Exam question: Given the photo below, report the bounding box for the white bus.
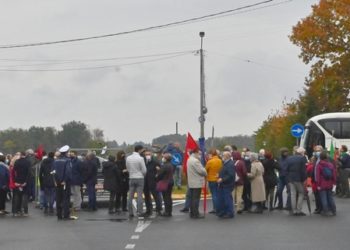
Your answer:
[300,112,350,157]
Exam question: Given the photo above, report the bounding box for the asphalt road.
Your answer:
[0,197,349,250]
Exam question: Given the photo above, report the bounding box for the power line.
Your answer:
[0,0,280,49]
[0,51,194,72]
[208,50,305,76]
[0,50,195,67]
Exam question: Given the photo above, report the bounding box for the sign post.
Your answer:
[290,123,305,146]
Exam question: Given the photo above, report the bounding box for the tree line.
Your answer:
[255,0,350,155]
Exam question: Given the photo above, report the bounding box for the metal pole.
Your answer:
[176,122,178,135]
[199,31,205,139]
[211,126,214,148]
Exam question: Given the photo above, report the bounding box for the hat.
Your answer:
[59,145,70,153]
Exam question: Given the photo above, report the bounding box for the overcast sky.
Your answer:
[0,0,319,144]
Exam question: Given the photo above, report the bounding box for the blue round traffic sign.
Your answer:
[171,153,183,166]
[291,124,304,138]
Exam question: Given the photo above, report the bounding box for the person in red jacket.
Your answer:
[232,151,247,214]
[316,151,337,216]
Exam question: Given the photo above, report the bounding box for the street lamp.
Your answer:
[199,31,206,139]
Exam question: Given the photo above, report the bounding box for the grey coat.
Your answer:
[187,155,207,188]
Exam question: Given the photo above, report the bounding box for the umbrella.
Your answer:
[305,189,312,215]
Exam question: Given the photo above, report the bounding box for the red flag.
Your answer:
[35,144,44,160]
[182,132,199,175]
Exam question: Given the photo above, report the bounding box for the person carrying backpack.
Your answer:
[316,151,337,216]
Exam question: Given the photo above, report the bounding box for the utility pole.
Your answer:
[211,126,214,148]
[199,31,207,139]
[176,122,178,135]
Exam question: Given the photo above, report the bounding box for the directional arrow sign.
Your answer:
[291,124,304,138]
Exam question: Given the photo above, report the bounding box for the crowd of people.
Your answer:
[0,141,349,221]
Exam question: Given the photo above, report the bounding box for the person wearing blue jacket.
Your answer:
[54,145,73,220]
[0,155,10,215]
[216,151,235,219]
[70,151,84,211]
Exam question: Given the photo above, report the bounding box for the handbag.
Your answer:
[156,179,169,192]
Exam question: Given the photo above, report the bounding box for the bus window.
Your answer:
[342,121,350,138]
[318,120,341,138]
[304,121,325,157]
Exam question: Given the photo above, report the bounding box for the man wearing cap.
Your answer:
[53,145,73,220]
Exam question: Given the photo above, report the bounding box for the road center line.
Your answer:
[131,235,140,240]
[135,220,151,233]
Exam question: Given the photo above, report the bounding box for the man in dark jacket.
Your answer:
[338,145,350,198]
[276,148,291,210]
[116,151,128,212]
[143,149,162,216]
[39,152,55,215]
[54,145,73,220]
[0,155,10,215]
[13,152,31,216]
[70,151,84,211]
[216,151,235,219]
[286,147,307,216]
[102,155,121,214]
[84,152,98,211]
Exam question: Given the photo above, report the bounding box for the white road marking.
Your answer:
[135,220,151,233]
[125,244,135,249]
[131,235,140,240]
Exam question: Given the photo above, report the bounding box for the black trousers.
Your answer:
[116,191,127,210]
[56,184,71,219]
[242,180,252,210]
[162,184,173,215]
[13,189,28,214]
[314,190,322,212]
[189,188,202,217]
[144,184,162,213]
[109,191,117,212]
[0,189,7,211]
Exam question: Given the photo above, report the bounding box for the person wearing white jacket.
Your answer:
[187,149,207,219]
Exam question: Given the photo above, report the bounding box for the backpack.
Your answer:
[321,164,333,180]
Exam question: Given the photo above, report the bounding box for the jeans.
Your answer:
[189,188,202,217]
[184,186,191,209]
[217,186,234,217]
[339,168,350,196]
[174,165,182,188]
[208,181,218,211]
[265,186,275,210]
[234,185,244,212]
[128,179,144,215]
[162,183,173,215]
[86,183,97,210]
[13,189,28,214]
[71,185,82,209]
[276,176,291,209]
[289,182,304,214]
[44,187,55,210]
[144,183,162,213]
[56,184,71,219]
[319,189,336,214]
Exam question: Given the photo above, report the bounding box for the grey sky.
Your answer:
[0,0,318,144]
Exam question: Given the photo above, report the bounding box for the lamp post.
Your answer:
[199,31,207,139]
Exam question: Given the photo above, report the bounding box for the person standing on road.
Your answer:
[143,149,162,217]
[0,155,10,215]
[247,153,266,214]
[276,148,291,210]
[337,145,350,198]
[187,148,207,219]
[13,152,31,217]
[232,151,247,214]
[156,153,174,217]
[286,147,307,216]
[126,145,147,218]
[83,152,98,211]
[262,151,279,211]
[54,145,73,220]
[116,150,129,212]
[242,149,253,212]
[70,151,84,212]
[39,152,56,215]
[102,155,121,214]
[205,149,223,214]
[216,151,235,219]
[316,151,337,216]
[311,145,324,214]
